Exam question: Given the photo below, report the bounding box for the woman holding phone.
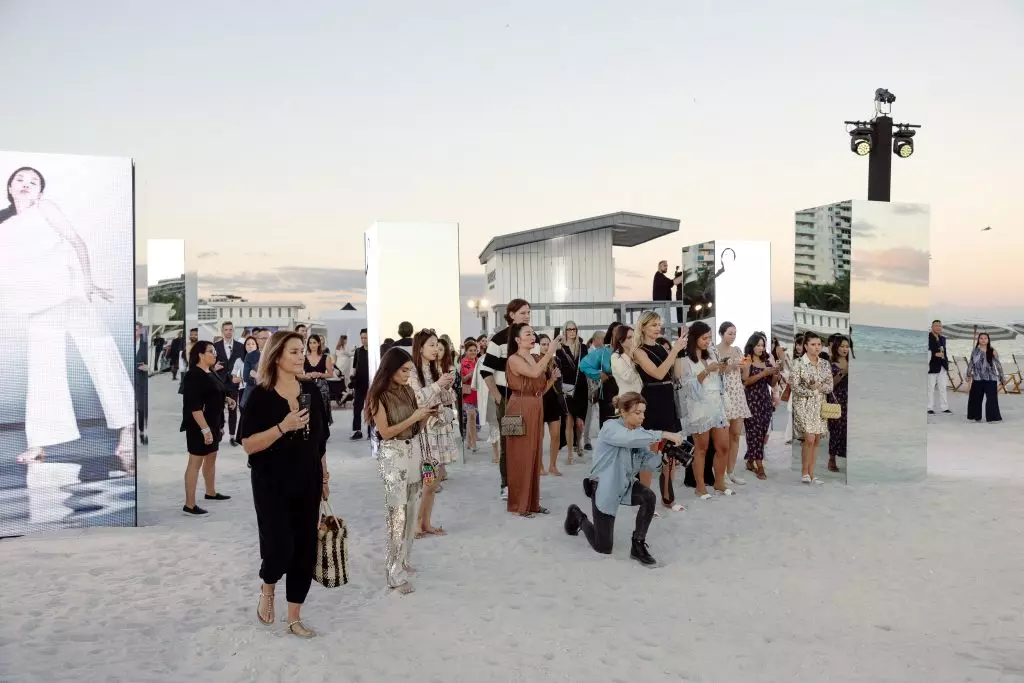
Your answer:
[790,331,833,485]
[238,331,330,637]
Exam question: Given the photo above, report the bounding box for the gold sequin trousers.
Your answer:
[378,437,423,588]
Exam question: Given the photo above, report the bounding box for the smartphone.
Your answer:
[554,327,561,338]
[297,394,311,440]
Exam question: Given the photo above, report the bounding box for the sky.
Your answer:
[2,0,1022,335]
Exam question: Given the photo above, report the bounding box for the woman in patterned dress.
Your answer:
[682,321,732,500]
[741,333,779,480]
[716,322,751,487]
[790,331,833,485]
[408,330,458,537]
[827,336,850,472]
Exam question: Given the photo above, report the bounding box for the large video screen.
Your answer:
[0,151,137,536]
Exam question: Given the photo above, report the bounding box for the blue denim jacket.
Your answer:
[590,418,663,516]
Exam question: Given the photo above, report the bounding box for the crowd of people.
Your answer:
[163,299,1020,638]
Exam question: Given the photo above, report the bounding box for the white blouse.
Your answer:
[610,351,643,395]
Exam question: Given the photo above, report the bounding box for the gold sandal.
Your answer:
[287,620,316,638]
[257,590,275,625]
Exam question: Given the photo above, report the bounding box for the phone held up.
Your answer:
[297,393,311,440]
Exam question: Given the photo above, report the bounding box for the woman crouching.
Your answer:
[563,392,683,566]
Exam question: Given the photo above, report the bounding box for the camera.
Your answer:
[660,439,694,468]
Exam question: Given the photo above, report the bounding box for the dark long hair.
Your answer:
[188,340,215,369]
[829,335,851,362]
[1,166,45,226]
[507,323,530,356]
[364,348,416,424]
[686,321,712,363]
[975,333,996,366]
[437,337,454,373]
[412,329,440,386]
[743,333,769,363]
[611,325,633,355]
[603,321,620,346]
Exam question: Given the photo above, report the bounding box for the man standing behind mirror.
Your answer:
[215,321,246,445]
[927,319,952,415]
[135,322,149,445]
[350,328,370,439]
[651,260,682,302]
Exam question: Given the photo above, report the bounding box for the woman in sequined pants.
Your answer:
[366,348,434,595]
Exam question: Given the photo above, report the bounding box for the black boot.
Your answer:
[564,505,583,536]
[582,477,596,499]
[630,538,656,566]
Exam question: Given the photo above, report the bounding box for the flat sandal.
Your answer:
[287,620,316,638]
[257,591,275,625]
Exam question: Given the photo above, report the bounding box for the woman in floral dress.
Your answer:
[716,322,751,487]
[827,336,850,472]
[741,333,779,480]
[790,332,833,485]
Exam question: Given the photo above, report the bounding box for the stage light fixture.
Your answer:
[893,128,915,158]
[849,127,873,156]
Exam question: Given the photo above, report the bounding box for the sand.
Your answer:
[1,381,1022,683]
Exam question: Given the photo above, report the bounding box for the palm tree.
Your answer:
[794,272,850,313]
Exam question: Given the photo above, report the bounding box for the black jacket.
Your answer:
[928,333,949,373]
[352,346,370,391]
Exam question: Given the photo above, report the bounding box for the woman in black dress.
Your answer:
[536,334,566,475]
[555,321,589,464]
[633,311,687,510]
[301,335,334,427]
[239,331,330,638]
[181,341,235,515]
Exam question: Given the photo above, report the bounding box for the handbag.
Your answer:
[821,393,842,420]
[418,430,440,483]
[780,383,792,402]
[314,499,349,588]
[500,393,526,436]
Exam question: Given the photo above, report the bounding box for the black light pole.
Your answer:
[845,88,921,202]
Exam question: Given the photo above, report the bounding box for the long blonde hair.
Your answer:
[257,330,304,388]
[636,311,662,343]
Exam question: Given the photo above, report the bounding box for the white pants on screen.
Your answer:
[926,371,949,412]
[26,298,134,449]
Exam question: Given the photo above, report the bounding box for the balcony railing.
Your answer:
[488,300,691,336]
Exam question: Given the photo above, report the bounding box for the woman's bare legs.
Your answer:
[546,421,562,475]
[726,418,743,476]
[801,434,820,477]
[184,454,204,508]
[564,417,576,464]
[417,481,443,535]
[711,427,731,492]
[201,451,219,496]
[466,408,477,450]
[692,431,710,496]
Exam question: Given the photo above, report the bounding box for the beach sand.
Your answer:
[1,381,1022,682]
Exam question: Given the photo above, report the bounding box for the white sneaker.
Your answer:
[500,487,508,500]
[801,474,812,484]
[726,472,746,486]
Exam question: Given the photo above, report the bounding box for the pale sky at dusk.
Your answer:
[2,0,1022,328]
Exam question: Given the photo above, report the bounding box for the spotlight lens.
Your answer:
[855,140,871,156]
[897,143,913,158]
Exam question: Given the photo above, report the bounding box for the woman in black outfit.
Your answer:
[239,331,331,639]
[181,341,235,515]
[633,311,687,510]
[301,334,334,427]
[556,321,589,463]
[536,334,566,475]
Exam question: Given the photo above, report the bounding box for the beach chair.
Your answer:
[947,357,966,392]
[999,356,1021,394]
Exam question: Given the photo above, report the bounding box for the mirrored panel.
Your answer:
[847,200,929,483]
[0,151,137,536]
[144,238,185,522]
[791,200,852,484]
[365,222,463,462]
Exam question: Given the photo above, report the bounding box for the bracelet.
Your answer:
[276,424,284,435]
[200,427,211,434]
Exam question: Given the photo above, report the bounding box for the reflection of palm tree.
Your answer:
[794,273,850,313]
[683,267,715,310]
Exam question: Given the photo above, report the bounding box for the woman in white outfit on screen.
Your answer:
[0,166,135,473]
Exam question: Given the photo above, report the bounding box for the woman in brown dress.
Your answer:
[504,323,560,517]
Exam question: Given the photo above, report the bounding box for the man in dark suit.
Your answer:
[134,322,149,445]
[167,331,184,380]
[214,321,246,445]
[350,328,370,440]
[927,319,952,414]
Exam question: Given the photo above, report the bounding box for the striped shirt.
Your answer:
[479,327,511,398]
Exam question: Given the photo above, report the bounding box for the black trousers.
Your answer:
[352,388,366,432]
[967,380,1001,422]
[250,455,322,604]
[497,395,508,489]
[577,481,655,554]
[225,388,239,435]
[684,434,717,489]
[135,379,148,434]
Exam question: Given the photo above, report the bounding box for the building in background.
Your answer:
[681,241,715,283]
[477,211,679,334]
[148,276,185,299]
[794,200,851,285]
[196,295,308,337]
